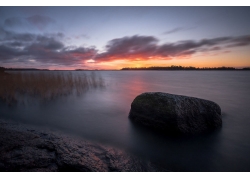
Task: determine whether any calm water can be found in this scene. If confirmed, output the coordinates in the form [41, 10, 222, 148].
[1, 71, 250, 171]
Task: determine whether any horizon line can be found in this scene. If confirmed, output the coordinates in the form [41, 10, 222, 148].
[1, 65, 250, 71]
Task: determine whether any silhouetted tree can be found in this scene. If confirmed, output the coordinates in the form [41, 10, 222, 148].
[242, 67, 250, 70]
[0, 67, 5, 73]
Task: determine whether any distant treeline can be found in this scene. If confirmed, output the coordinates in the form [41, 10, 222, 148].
[2, 66, 250, 72]
[121, 65, 250, 70]
[75, 69, 99, 71]
[0, 67, 48, 71]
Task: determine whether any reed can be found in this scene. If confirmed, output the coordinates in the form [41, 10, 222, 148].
[0, 71, 105, 105]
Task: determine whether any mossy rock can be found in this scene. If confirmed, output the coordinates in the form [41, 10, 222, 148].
[129, 92, 222, 134]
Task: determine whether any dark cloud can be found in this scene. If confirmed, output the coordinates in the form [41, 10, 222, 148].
[95, 35, 158, 61]
[4, 15, 56, 31]
[8, 41, 23, 47]
[26, 15, 55, 30]
[0, 28, 36, 41]
[94, 34, 250, 62]
[4, 17, 26, 28]
[164, 27, 185, 35]
[163, 26, 196, 35]
[0, 44, 23, 60]
[35, 35, 64, 50]
[226, 35, 250, 47]
[0, 28, 97, 66]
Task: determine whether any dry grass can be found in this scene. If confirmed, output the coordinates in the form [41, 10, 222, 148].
[0, 71, 105, 105]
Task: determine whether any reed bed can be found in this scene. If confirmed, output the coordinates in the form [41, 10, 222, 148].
[0, 71, 105, 105]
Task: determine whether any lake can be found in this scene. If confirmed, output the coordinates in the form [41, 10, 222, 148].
[1, 70, 250, 171]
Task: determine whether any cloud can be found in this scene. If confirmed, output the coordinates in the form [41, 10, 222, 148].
[94, 34, 250, 62]
[0, 28, 250, 68]
[0, 28, 97, 66]
[34, 35, 64, 50]
[7, 41, 24, 47]
[226, 35, 250, 47]
[0, 27, 36, 41]
[163, 27, 185, 35]
[4, 15, 56, 31]
[163, 26, 196, 35]
[75, 34, 90, 40]
[26, 15, 55, 30]
[95, 35, 158, 61]
[0, 44, 23, 60]
[4, 17, 27, 28]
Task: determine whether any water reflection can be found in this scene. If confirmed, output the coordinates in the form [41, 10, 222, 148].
[127, 118, 223, 171]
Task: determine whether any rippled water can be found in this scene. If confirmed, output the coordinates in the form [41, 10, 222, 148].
[1, 70, 250, 171]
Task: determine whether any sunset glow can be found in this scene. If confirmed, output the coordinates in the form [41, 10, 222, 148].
[0, 6, 250, 70]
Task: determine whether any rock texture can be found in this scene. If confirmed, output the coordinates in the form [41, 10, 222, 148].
[0, 119, 161, 172]
[129, 92, 222, 134]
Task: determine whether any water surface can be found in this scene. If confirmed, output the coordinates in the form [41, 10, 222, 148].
[1, 71, 250, 171]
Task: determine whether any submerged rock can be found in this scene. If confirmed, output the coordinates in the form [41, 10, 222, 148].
[129, 92, 222, 134]
[0, 119, 162, 172]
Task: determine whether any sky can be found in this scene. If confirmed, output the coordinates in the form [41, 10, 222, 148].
[0, 6, 250, 70]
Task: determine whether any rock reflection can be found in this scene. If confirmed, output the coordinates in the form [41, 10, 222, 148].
[0, 71, 105, 105]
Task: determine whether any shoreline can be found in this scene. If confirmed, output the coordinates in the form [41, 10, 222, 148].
[0, 118, 164, 172]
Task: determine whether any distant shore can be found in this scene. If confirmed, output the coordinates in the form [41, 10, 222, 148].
[1, 66, 250, 71]
[121, 66, 250, 71]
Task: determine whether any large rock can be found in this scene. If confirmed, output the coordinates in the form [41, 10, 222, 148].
[129, 92, 222, 134]
[0, 119, 162, 172]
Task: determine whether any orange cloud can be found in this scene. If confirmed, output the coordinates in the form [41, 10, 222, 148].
[94, 35, 250, 64]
